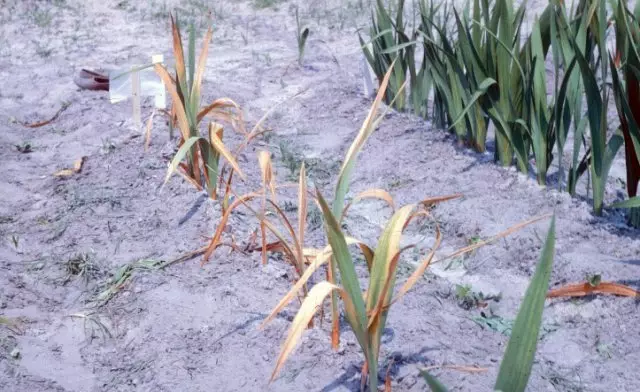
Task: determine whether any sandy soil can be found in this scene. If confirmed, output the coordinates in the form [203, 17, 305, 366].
[1, 1, 639, 391]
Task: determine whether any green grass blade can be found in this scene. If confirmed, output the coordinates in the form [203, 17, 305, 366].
[447, 78, 496, 131]
[187, 23, 196, 97]
[163, 136, 202, 186]
[494, 216, 556, 392]
[571, 37, 606, 213]
[485, 106, 528, 170]
[471, 0, 481, 46]
[333, 64, 395, 216]
[319, 194, 366, 309]
[358, 33, 378, 74]
[568, 116, 588, 195]
[469, 19, 526, 87]
[380, 41, 417, 54]
[604, 130, 625, 183]
[554, 57, 578, 152]
[316, 188, 374, 388]
[365, 205, 414, 365]
[420, 370, 450, 392]
[198, 139, 219, 198]
[611, 196, 640, 209]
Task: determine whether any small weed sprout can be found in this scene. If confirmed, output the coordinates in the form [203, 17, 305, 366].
[253, 0, 283, 9]
[64, 252, 99, 285]
[295, 7, 310, 65]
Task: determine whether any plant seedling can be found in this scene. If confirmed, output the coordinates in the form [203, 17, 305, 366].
[455, 284, 500, 310]
[295, 7, 310, 65]
[424, 217, 557, 392]
[0, 316, 23, 335]
[586, 273, 601, 287]
[472, 309, 513, 336]
[278, 141, 301, 178]
[68, 312, 112, 342]
[157, 14, 248, 199]
[10, 235, 19, 249]
[64, 252, 99, 285]
[259, 66, 549, 391]
[15, 142, 32, 153]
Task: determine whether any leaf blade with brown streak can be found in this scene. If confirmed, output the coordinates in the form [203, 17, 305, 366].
[547, 282, 639, 298]
[197, 98, 243, 127]
[316, 188, 372, 375]
[495, 216, 555, 392]
[163, 136, 201, 186]
[341, 188, 395, 222]
[189, 26, 213, 113]
[203, 192, 260, 262]
[333, 62, 396, 216]
[54, 156, 87, 177]
[298, 163, 308, 271]
[327, 62, 397, 353]
[258, 151, 276, 200]
[154, 64, 190, 141]
[144, 109, 156, 151]
[208, 129, 246, 181]
[365, 204, 415, 363]
[270, 281, 341, 382]
[258, 150, 274, 265]
[391, 224, 442, 305]
[260, 237, 371, 329]
[170, 14, 188, 99]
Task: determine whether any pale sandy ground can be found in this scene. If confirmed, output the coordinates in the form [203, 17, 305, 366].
[1, 1, 639, 391]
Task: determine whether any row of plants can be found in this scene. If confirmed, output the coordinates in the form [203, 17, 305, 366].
[153, 14, 560, 391]
[361, 0, 640, 227]
[253, 71, 558, 391]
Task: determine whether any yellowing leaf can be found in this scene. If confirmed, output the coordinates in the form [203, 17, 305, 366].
[366, 204, 415, 361]
[341, 188, 396, 222]
[203, 192, 259, 262]
[197, 98, 243, 126]
[334, 62, 397, 216]
[190, 26, 214, 111]
[261, 250, 331, 329]
[209, 129, 246, 181]
[420, 194, 463, 207]
[392, 224, 442, 305]
[170, 14, 187, 93]
[144, 109, 156, 151]
[163, 136, 201, 186]
[547, 282, 639, 298]
[54, 156, 87, 177]
[258, 151, 276, 200]
[261, 218, 298, 265]
[270, 281, 341, 382]
[441, 215, 552, 264]
[298, 163, 308, 269]
[260, 237, 368, 329]
[154, 64, 190, 141]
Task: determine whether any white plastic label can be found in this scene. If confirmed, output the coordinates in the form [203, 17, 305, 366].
[109, 64, 165, 108]
[152, 54, 166, 109]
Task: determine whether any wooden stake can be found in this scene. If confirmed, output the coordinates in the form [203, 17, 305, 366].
[131, 68, 142, 131]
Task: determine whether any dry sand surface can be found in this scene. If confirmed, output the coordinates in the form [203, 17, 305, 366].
[1, 1, 639, 391]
